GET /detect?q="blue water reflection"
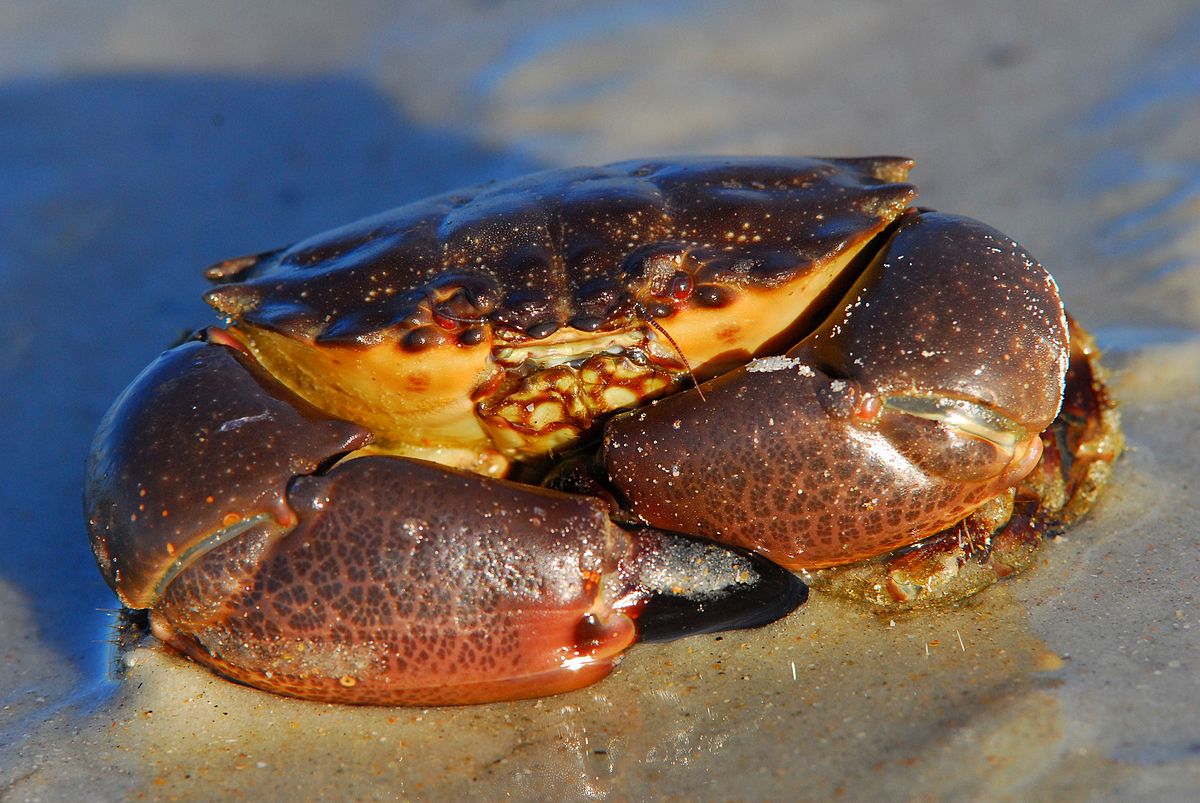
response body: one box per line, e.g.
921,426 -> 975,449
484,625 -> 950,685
0,72 -> 538,675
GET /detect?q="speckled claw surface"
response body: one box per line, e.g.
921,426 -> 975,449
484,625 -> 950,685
84,156 -> 1119,704
151,450 -> 804,705
805,319 -> 1123,610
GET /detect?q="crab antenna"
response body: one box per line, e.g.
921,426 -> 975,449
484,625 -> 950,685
634,300 -> 707,402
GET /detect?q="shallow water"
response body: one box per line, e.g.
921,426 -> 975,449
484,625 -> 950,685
2,1 -> 1198,799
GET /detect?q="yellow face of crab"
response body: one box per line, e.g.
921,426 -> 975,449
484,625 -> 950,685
229,325 -> 506,474
205,157 -> 916,479
226,228 -> 881,479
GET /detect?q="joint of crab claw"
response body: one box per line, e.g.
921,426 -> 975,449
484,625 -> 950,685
568,609 -> 638,671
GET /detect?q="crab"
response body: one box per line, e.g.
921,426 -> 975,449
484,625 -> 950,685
84,157 -> 1121,705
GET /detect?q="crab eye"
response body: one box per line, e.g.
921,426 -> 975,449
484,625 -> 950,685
402,326 -> 448,351
432,309 -> 459,330
693,283 -> 733,308
669,271 -> 693,301
458,327 -> 487,345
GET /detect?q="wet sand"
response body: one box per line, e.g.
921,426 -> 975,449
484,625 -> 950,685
2,1 -> 1198,799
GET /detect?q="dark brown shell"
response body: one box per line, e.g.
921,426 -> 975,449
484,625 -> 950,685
204,156 -> 915,344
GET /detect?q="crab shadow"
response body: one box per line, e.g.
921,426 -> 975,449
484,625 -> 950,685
0,72 -> 540,678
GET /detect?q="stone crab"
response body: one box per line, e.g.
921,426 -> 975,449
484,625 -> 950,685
84,157 -> 1121,705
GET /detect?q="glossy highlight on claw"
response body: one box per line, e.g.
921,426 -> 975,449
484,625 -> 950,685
84,156 -> 1121,705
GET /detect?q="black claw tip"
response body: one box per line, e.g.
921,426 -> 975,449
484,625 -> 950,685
627,531 -> 807,644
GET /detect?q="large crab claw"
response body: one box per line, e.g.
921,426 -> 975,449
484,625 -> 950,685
602,211 -> 1070,571
85,339 -> 804,705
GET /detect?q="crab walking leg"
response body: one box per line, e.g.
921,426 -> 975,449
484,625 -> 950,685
86,336 -> 803,705
602,211 -> 1070,570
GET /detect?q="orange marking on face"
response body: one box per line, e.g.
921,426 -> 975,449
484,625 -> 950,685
716,325 -> 741,344
405,374 -> 430,393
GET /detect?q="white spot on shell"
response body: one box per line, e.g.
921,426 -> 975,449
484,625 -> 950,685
746,356 -> 814,376
217,412 -> 272,433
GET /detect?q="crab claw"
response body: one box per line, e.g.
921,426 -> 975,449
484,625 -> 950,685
602,211 -> 1070,569
85,337 -> 803,705
85,337 -> 374,610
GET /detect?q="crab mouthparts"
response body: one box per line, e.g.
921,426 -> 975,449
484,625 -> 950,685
477,327 -> 691,459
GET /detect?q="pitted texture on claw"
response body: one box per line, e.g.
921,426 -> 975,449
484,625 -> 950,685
154,457 -> 635,704
604,366 -> 1024,568
204,156 -> 915,345
152,456 -> 802,705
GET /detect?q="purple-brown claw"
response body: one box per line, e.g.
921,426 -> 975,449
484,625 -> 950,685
85,337 -> 373,610
154,455 -> 803,704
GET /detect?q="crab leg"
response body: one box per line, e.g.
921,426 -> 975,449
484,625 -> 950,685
85,337 -> 803,705
601,211 -> 1071,570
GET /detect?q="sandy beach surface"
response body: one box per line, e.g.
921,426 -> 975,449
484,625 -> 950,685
2,1 -> 1198,799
